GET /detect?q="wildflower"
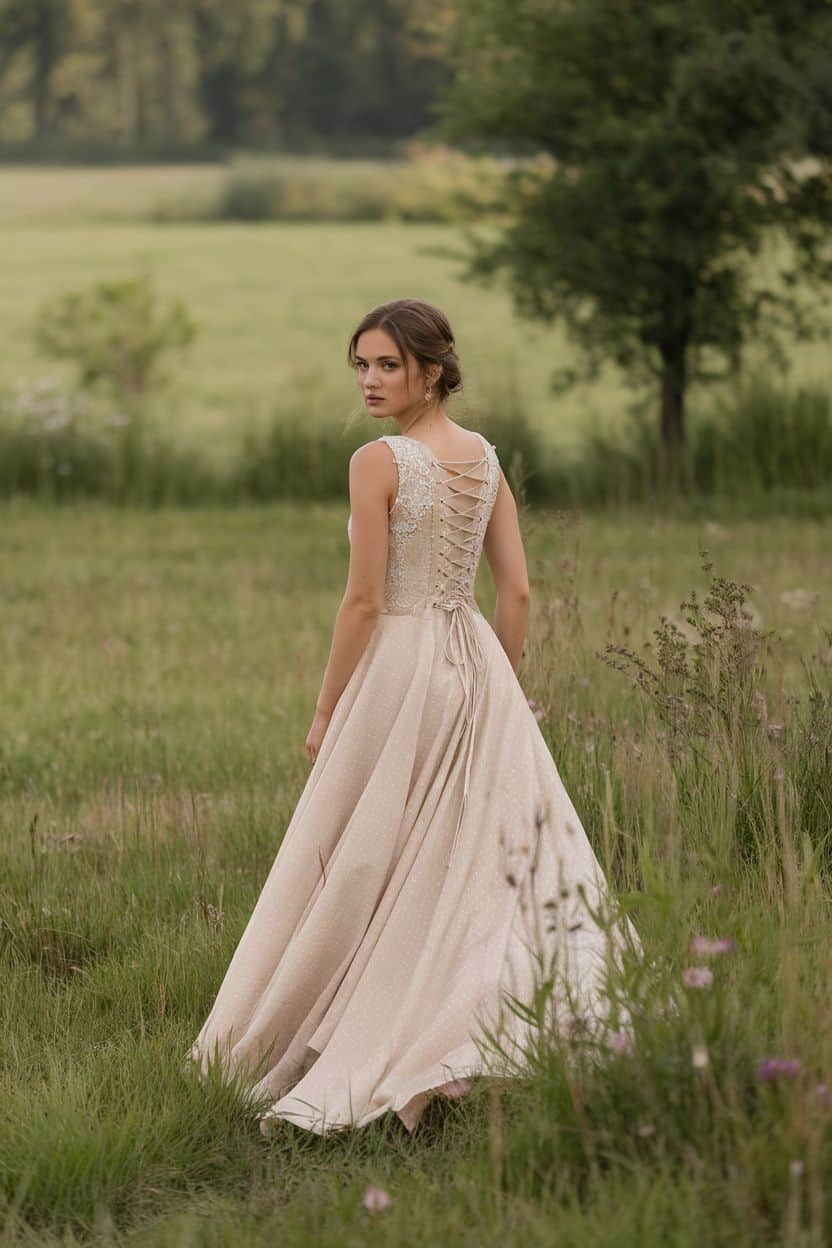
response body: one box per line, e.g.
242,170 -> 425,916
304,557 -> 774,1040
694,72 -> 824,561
527,697 -> 546,721
789,1159 -> 804,1179
608,1029 -> 634,1056
756,1057 -> 801,1082
689,935 -> 733,957
814,1083 -> 831,1109
682,966 -> 714,989
362,1184 -> 391,1214
692,1043 -> 710,1069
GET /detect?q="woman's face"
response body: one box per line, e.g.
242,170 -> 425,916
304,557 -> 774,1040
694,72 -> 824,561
354,328 -> 427,421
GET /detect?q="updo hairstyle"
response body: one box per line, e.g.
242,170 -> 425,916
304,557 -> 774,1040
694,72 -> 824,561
347,298 -> 463,401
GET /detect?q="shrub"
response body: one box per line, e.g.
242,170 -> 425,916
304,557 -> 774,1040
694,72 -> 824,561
34,272 -> 196,403
153,150 -> 510,224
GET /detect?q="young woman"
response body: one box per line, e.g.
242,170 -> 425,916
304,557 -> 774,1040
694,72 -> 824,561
187,298 -> 640,1135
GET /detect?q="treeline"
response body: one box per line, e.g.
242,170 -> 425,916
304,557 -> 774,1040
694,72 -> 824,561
0,0 -> 452,155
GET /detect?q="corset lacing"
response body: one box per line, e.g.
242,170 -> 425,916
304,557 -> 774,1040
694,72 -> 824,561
432,453 -> 491,869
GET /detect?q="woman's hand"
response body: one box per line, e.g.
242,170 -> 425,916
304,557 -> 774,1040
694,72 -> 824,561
305,708 -> 332,764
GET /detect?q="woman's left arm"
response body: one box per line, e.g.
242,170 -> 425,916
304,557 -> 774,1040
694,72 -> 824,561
305,442 -> 392,761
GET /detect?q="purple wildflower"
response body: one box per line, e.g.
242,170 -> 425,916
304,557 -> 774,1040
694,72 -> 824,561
757,1057 -> 801,1083
362,1185 -> 391,1214
608,1029 -> 634,1056
689,935 -> 734,957
682,965 -> 713,989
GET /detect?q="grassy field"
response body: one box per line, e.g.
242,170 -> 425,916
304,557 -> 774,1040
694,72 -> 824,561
2,162 -> 831,1243
2,499 -> 831,1243
2,163 -> 830,464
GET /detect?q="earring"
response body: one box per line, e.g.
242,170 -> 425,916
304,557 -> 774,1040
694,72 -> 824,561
424,385 -> 432,402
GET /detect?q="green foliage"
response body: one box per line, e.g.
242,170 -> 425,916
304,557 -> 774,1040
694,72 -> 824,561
150,147 -> 511,224
214,165 -> 391,223
693,377 -> 832,494
233,399 -> 551,505
0,379 -> 216,504
0,0 -> 448,152
437,0 -> 832,447
565,377 -> 832,507
1,375 -> 831,511
34,271 -> 196,402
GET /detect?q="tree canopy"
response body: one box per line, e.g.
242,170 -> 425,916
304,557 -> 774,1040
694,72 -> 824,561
0,0 -> 452,151
436,0 -> 832,451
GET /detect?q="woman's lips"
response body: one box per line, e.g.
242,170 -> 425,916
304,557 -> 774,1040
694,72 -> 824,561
366,396 -> 384,403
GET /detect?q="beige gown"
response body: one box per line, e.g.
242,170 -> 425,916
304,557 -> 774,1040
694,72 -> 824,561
186,430 -> 640,1135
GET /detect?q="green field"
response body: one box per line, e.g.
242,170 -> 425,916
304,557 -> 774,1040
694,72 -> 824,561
2,164 -> 830,463
2,164 -> 832,1243
2,500 -> 831,1243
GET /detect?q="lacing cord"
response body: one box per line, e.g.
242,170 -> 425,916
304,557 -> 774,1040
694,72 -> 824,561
433,458 -> 490,868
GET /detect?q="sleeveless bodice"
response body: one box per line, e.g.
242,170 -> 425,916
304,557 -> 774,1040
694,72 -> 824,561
347,429 -> 501,869
347,431 -> 500,616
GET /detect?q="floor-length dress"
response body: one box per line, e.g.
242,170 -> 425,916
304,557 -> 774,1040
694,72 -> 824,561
186,429 -> 640,1135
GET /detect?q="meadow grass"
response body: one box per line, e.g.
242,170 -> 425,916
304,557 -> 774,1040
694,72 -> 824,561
1,500 -> 831,1243
2,163 -> 831,464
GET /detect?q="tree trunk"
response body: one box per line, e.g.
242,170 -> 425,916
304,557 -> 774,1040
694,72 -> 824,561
657,337 -> 688,491
32,0 -> 58,139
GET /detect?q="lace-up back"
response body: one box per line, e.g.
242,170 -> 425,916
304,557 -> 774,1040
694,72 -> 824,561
364,431 -> 500,616
361,429 -> 502,867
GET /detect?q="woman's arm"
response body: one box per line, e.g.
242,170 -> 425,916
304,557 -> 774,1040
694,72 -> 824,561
313,441 -> 394,717
482,469 -> 531,674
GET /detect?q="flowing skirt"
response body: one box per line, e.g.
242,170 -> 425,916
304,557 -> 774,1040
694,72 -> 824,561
186,605 -> 640,1135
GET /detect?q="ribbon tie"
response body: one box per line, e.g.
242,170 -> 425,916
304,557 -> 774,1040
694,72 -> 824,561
439,597 -> 487,869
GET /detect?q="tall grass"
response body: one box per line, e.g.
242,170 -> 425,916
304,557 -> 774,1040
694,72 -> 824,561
569,378 -> 832,507
1,376 -> 830,512
0,504 -> 830,1240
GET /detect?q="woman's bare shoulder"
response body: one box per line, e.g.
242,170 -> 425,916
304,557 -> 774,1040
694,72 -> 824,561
348,439 -> 397,501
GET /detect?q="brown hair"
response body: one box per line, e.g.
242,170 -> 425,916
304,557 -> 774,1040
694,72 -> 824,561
347,298 -> 463,401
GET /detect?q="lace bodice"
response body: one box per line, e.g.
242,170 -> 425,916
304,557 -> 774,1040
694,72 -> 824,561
346,429 -> 501,868
347,431 -> 500,615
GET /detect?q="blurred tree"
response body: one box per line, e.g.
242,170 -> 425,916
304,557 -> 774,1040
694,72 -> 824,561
436,0 -> 832,460
35,271 -> 196,402
83,0 -> 204,147
0,0 -> 77,136
0,0 -> 451,149
191,0 -> 286,146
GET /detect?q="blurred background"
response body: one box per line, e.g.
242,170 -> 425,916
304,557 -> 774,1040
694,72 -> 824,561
1,0 -> 830,507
